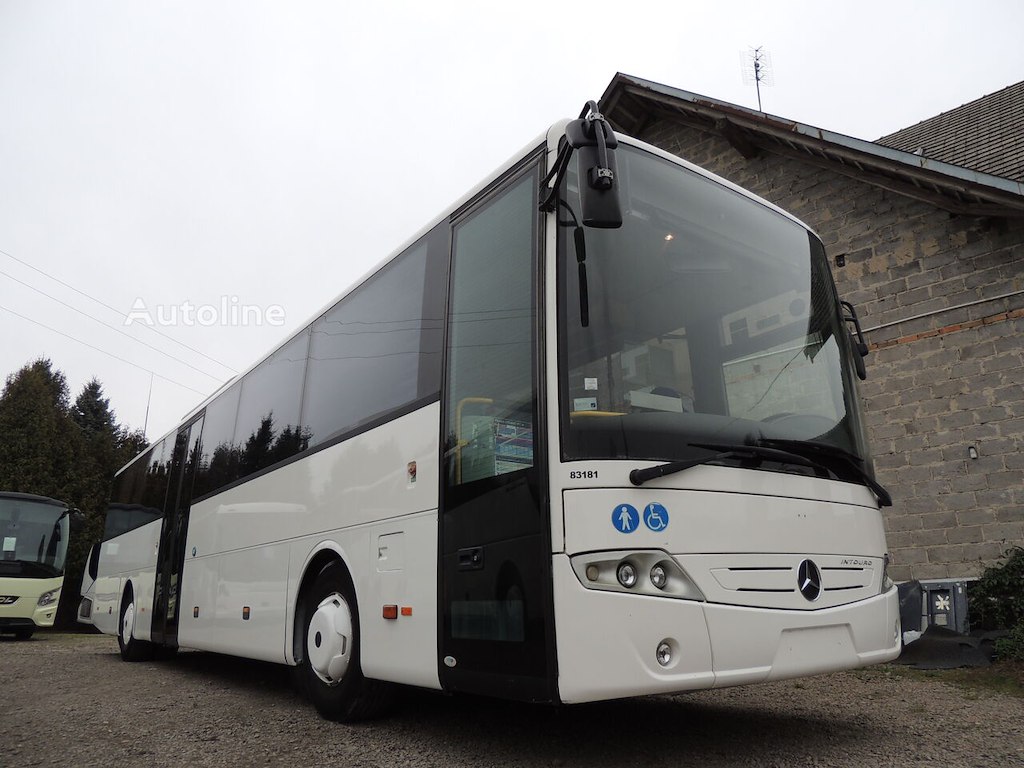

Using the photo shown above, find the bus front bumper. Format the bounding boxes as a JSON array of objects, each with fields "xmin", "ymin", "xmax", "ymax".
[
  {"xmin": 0, "ymin": 585, "xmax": 61, "ymax": 629},
  {"xmin": 552, "ymin": 554, "xmax": 901, "ymax": 704}
]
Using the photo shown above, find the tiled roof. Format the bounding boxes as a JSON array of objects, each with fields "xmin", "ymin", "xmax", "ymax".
[{"xmin": 877, "ymin": 81, "xmax": 1024, "ymax": 182}]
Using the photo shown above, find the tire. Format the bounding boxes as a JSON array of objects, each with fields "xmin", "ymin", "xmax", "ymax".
[
  {"xmin": 118, "ymin": 586, "xmax": 154, "ymax": 662},
  {"xmin": 300, "ymin": 561, "xmax": 393, "ymax": 721},
  {"xmin": 13, "ymin": 628, "xmax": 33, "ymax": 640}
]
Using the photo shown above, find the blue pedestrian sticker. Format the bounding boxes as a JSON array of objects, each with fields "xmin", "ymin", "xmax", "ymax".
[
  {"xmin": 612, "ymin": 504, "xmax": 640, "ymax": 533},
  {"xmin": 644, "ymin": 502, "xmax": 669, "ymax": 532}
]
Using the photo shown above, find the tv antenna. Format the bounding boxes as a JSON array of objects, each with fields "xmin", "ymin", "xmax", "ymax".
[{"xmin": 741, "ymin": 46, "xmax": 773, "ymax": 112}]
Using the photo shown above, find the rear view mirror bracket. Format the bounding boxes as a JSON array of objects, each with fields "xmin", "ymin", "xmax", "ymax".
[
  {"xmin": 840, "ymin": 300, "xmax": 870, "ymax": 380},
  {"xmin": 540, "ymin": 100, "xmax": 623, "ymax": 229}
]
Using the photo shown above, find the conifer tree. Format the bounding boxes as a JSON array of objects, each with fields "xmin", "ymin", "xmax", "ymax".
[
  {"xmin": 0, "ymin": 360, "xmax": 149, "ymax": 627},
  {"xmin": 0, "ymin": 359, "xmax": 79, "ymax": 500}
]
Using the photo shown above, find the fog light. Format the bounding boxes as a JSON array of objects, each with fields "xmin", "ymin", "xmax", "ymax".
[
  {"xmin": 656, "ymin": 641, "xmax": 673, "ymax": 667},
  {"xmin": 616, "ymin": 561, "xmax": 638, "ymax": 588},
  {"xmin": 585, "ymin": 564, "xmax": 599, "ymax": 581},
  {"xmin": 650, "ymin": 564, "xmax": 668, "ymax": 589}
]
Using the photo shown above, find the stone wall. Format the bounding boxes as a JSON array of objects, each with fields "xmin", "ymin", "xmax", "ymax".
[{"xmin": 640, "ymin": 119, "xmax": 1024, "ymax": 581}]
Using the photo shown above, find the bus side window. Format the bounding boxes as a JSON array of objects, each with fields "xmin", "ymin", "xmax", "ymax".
[
  {"xmin": 231, "ymin": 330, "xmax": 310, "ymax": 473},
  {"xmin": 302, "ymin": 226, "xmax": 448, "ymax": 449}
]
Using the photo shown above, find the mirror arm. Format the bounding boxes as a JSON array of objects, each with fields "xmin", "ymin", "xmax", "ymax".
[
  {"xmin": 585, "ymin": 105, "xmax": 615, "ymax": 191},
  {"xmin": 539, "ymin": 140, "xmax": 574, "ymax": 214},
  {"xmin": 840, "ymin": 300, "xmax": 870, "ymax": 380}
]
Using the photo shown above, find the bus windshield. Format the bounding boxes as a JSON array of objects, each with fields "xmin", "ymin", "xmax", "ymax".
[
  {"xmin": 558, "ymin": 143, "xmax": 870, "ymax": 478},
  {"xmin": 0, "ymin": 495, "xmax": 70, "ymax": 578}
]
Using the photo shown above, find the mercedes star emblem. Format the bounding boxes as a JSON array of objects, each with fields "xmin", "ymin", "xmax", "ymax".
[{"xmin": 797, "ymin": 559, "xmax": 822, "ymax": 601}]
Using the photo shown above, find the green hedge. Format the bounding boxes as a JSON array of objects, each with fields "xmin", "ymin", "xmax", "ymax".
[{"xmin": 969, "ymin": 546, "xmax": 1024, "ymax": 661}]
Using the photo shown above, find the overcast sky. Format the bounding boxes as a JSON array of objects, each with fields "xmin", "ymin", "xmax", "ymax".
[{"xmin": 2, "ymin": 0, "xmax": 1022, "ymax": 443}]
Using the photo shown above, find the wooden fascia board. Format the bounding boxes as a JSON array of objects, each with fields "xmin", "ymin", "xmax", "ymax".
[
  {"xmin": 753, "ymin": 137, "xmax": 1024, "ymax": 219},
  {"xmin": 615, "ymin": 84, "xmax": 1024, "ymax": 218}
]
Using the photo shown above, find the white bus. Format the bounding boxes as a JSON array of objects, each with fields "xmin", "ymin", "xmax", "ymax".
[
  {"xmin": 81, "ymin": 104, "xmax": 900, "ymax": 720},
  {"xmin": 1, "ymin": 492, "xmax": 76, "ymax": 639}
]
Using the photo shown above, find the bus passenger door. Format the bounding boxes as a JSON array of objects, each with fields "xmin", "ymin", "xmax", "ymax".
[
  {"xmin": 151, "ymin": 415, "xmax": 203, "ymax": 648},
  {"xmin": 440, "ymin": 160, "xmax": 556, "ymax": 702}
]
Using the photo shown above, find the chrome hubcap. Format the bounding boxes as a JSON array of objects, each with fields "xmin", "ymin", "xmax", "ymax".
[{"xmin": 306, "ymin": 592, "xmax": 352, "ymax": 685}]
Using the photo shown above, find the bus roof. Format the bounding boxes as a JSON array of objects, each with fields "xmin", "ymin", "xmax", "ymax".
[{"xmin": 0, "ymin": 492, "xmax": 69, "ymax": 508}]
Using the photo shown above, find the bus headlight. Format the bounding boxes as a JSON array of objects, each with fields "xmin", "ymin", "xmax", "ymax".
[
  {"xmin": 616, "ymin": 562, "xmax": 638, "ymax": 588},
  {"xmin": 571, "ymin": 551, "xmax": 705, "ymax": 601},
  {"xmin": 650, "ymin": 564, "xmax": 668, "ymax": 589},
  {"xmin": 37, "ymin": 588, "xmax": 60, "ymax": 607}
]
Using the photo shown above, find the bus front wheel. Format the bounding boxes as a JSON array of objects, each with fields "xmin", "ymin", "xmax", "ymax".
[
  {"xmin": 300, "ymin": 561, "xmax": 393, "ymax": 721},
  {"xmin": 118, "ymin": 586, "xmax": 154, "ymax": 662}
]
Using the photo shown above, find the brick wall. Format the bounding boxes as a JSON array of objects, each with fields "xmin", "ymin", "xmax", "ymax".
[{"xmin": 640, "ymin": 119, "xmax": 1024, "ymax": 581}]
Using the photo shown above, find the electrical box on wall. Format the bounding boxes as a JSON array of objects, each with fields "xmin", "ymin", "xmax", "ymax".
[{"xmin": 919, "ymin": 579, "xmax": 970, "ymax": 635}]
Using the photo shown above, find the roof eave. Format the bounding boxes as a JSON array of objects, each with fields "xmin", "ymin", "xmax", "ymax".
[{"xmin": 602, "ymin": 74, "xmax": 1024, "ymax": 219}]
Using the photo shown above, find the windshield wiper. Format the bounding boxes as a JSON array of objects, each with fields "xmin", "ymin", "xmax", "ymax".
[
  {"xmin": 757, "ymin": 438, "xmax": 892, "ymax": 507},
  {"xmin": 629, "ymin": 442, "xmax": 834, "ymax": 487},
  {"xmin": 628, "ymin": 451, "xmax": 734, "ymax": 486},
  {"xmin": 630, "ymin": 438, "xmax": 892, "ymax": 507},
  {"xmin": 557, "ymin": 199, "xmax": 590, "ymax": 327}
]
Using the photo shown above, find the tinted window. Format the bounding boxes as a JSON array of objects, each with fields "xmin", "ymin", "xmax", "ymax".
[
  {"xmin": 232, "ymin": 329, "xmax": 310, "ymax": 474},
  {"xmin": 108, "ymin": 449, "xmax": 150, "ymax": 510},
  {"xmin": 104, "ymin": 438, "xmax": 172, "ymax": 539},
  {"xmin": 303, "ymin": 225, "xmax": 448, "ymax": 446},
  {"xmin": 103, "ymin": 503, "xmax": 163, "ymax": 540},
  {"xmin": 141, "ymin": 437, "xmax": 173, "ymax": 514},
  {"xmin": 192, "ymin": 383, "xmax": 241, "ymax": 499}
]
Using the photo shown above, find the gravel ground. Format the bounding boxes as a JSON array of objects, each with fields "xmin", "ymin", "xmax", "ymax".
[{"xmin": 3, "ymin": 632, "xmax": 1023, "ymax": 767}]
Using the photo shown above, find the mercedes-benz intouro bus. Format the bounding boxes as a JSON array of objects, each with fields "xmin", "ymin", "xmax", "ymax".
[{"xmin": 81, "ymin": 103, "xmax": 899, "ymax": 720}]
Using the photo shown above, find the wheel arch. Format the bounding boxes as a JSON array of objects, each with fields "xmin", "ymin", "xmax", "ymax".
[
  {"xmin": 119, "ymin": 578, "xmax": 135, "ymax": 617},
  {"xmin": 291, "ymin": 543, "xmax": 357, "ymax": 666},
  {"xmin": 117, "ymin": 576, "xmax": 157, "ymax": 661}
]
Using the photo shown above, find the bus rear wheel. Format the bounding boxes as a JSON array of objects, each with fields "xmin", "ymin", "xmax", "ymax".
[
  {"xmin": 118, "ymin": 586, "xmax": 154, "ymax": 662},
  {"xmin": 301, "ymin": 561, "xmax": 393, "ymax": 721}
]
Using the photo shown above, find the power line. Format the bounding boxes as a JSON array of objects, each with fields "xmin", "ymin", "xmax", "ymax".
[
  {"xmin": 1, "ymin": 268, "xmax": 225, "ymax": 382},
  {"xmin": 0, "ymin": 303, "xmax": 210, "ymax": 397},
  {"xmin": 0, "ymin": 247, "xmax": 236, "ymax": 374}
]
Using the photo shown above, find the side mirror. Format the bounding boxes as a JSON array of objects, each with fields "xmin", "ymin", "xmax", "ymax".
[
  {"xmin": 87, "ymin": 541, "xmax": 101, "ymax": 581},
  {"xmin": 57, "ymin": 506, "xmax": 85, "ymax": 532},
  {"xmin": 565, "ymin": 110, "xmax": 622, "ymax": 229}
]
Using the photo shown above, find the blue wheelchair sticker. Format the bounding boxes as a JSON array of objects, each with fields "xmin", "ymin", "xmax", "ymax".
[
  {"xmin": 612, "ymin": 504, "xmax": 640, "ymax": 533},
  {"xmin": 644, "ymin": 503, "xmax": 669, "ymax": 532}
]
